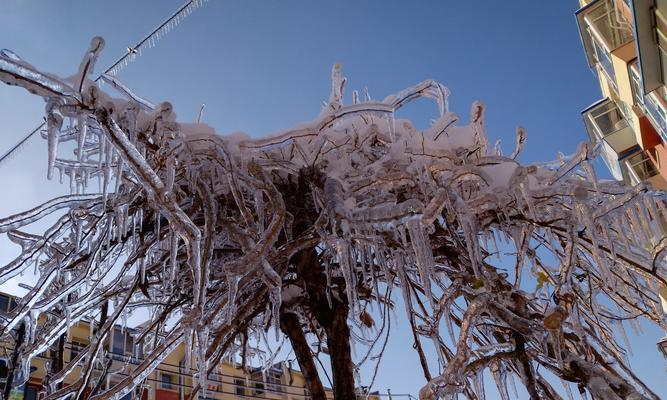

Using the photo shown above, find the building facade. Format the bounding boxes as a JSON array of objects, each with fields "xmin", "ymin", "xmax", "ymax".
[
  {"xmin": 0, "ymin": 293, "xmax": 381, "ymax": 400},
  {"xmin": 576, "ymin": 0, "xmax": 667, "ymax": 189}
]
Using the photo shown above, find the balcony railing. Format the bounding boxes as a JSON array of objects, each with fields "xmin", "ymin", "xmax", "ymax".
[
  {"xmin": 583, "ymin": 98, "xmax": 640, "ymax": 181},
  {"xmin": 629, "ymin": 63, "xmax": 667, "ymax": 142},
  {"xmin": 584, "ymin": 99, "xmax": 636, "ymax": 148},
  {"xmin": 645, "ymin": 93, "xmax": 667, "ymax": 140},
  {"xmin": 586, "ymin": 0, "xmax": 634, "ymax": 49},
  {"xmin": 591, "ymin": 33, "xmax": 618, "ymax": 91}
]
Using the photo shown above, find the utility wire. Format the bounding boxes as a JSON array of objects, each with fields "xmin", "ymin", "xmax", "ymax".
[{"xmin": 0, "ymin": 0, "xmax": 207, "ymax": 166}]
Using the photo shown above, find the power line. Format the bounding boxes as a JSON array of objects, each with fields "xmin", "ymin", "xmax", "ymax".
[{"xmin": 0, "ymin": 0, "xmax": 207, "ymax": 166}]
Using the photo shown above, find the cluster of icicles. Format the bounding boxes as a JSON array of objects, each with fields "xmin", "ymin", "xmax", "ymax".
[{"xmin": 1, "ymin": 37, "xmax": 667, "ymax": 400}]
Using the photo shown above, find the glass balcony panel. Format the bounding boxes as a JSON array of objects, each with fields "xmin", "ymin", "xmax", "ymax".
[
  {"xmin": 585, "ymin": 101, "xmax": 628, "ymax": 140},
  {"xmin": 600, "ymin": 140, "xmax": 625, "ymax": 180},
  {"xmin": 578, "ymin": 0, "xmax": 634, "ymax": 91},
  {"xmin": 625, "ymin": 151, "xmax": 659, "ymax": 185},
  {"xmin": 630, "ymin": 63, "xmax": 644, "ymax": 106},
  {"xmin": 590, "ymin": 33, "xmax": 618, "ymax": 90},
  {"xmin": 583, "ymin": 99, "xmax": 639, "ymax": 181},
  {"xmin": 628, "ymin": 61, "xmax": 667, "ymax": 142},
  {"xmin": 585, "ymin": 0, "xmax": 634, "ymax": 50},
  {"xmin": 644, "ymin": 92, "xmax": 667, "ymax": 141}
]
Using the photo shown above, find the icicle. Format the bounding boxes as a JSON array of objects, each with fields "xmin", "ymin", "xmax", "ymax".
[
  {"xmin": 170, "ymin": 230, "xmax": 178, "ymax": 283},
  {"xmin": 254, "ymin": 190, "xmax": 265, "ymax": 231},
  {"xmin": 46, "ymin": 112, "xmax": 63, "ymax": 180},
  {"xmin": 155, "ymin": 212, "xmax": 161, "ymax": 240},
  {"xmin": 74, "ymin": 218, "xmax": 83, "ymax": 252},
  {"xmin": 563, "ymin": 381, "xmax": 575, "ymax": 400},
  {"xmin": 518, "ymin": 182, "xmax": 537, "ymax": 221},
  {"xmin": 581, "ymin": 160, "xmax": 600, "ymax": 195},
  {"xmin": 140, "ymin": 258, "xmax": 146, "ymax": 284},
  {"xmin": 89, "ymin": 313, "xmax": 94, "ymax": 342},
  {"xmin": 76, "ymin": 115, "xmax": 86, "ymax": 162},
  {"xmin": 323, "ymin": 255, "xmax": 333, "ymax": 308},
  {"xmin": 259, "ymin": 259, "xmax": 282, "ymax": 339},
  {"xmin": 102, "ymin": 140, "xmax": 113, "ymax": 204},
  {"xmin": 184, "ymin": 328, "xmax": 192, "ymax": 373},
  {"xmin": 65, "ymin": 306, "xmax": 71, "ymax": 333},
  {"xmin": 336, "ymin": 239, "xmax": 357, "ymax": 315},
  {"xmin": 472, "ymin": 368, "xmax": 486, "ymax": 398},
  {"xmin": 508, "ymin": 373, "xmax": 519, "ymax": 399},
  {"xmin": 491, "ymin": 362, "xmax": 509, "ymax": 400},
  {"xmin": 226, "ymin": 273, "xmax": 240, "ymax": 320},
  {"xmin": 270, "ymin": 286, "xmax": 281, "ymax": 340},
  {"xmin": 406, "ymin": 218, "xmax": 435, "ymax": 308}
]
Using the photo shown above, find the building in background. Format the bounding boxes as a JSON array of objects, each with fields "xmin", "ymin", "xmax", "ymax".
[
  {"xmin": 0, "ymin": 293, "xmax": 384, "ymax": 400},
  {"xmin": 576, "ymin": 0, "xmax": 667, "ymax": 357},
  {"xmin": 576, "ymin": 0, "xmax": 667, "ymax": 189}
]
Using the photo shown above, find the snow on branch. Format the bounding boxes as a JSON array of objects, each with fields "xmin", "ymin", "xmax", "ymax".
[{"xmin": 0, "ymin": 38, "xmax": 666, "ymax": 400}]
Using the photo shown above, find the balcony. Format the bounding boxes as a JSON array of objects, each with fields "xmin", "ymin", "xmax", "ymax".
[
  {"xmin": 625, "ymin": 151, "xmax": 660, "ymax": 185},
  {"xmin": 583, "ymin": 98, "xmax": 640, "ymax": 181},
  {"xmin": 577, "ymin": 0, "xmax": 635, "ymax": 91}
]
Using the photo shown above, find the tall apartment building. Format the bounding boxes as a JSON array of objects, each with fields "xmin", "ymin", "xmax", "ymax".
[
  {"xmin": 576, "ymin": 0, "xmax": 667, "ymax": 189},
  {"xmin": 0, "ymin": 293, "xmax": 381, "ymax": 400},
  {"xmin": 576, "ymin": 0, "xmax": 667, "ymax": 357}
]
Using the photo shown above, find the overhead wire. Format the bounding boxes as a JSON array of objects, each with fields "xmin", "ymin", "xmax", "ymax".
[{"xmin": 0, "ymin": 0, "xmax": 207, "ymax": 166}]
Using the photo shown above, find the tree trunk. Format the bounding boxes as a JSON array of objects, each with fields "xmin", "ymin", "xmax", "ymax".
[
  {"xmin": 325, "ymin": 303, "xmax": 357, "ymax": 400},
  {"xmin": 293, "ymin": 248, "xmax": 357, "ymax": 400},
  {"xmin": 280, "ymin": 310, "xmax": 327, "ymax": 400}
]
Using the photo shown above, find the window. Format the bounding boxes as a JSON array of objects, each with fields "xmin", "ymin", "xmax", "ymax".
[
  {"xmin": 254, "ymin": 381, "xmax": 265, "ymax": 396},
  {"xmin": 206, "ymin": 373, "xmax": 220, "ymax": 393},
  {"xmin": 265, "ymin": 370, "xmax": 282, "ymax": 393},
  {"xmin": 111, "ymin": 329, "xmax": 138, "ymax": 360},
  {"xmin": 70, "ymin": 338, "xmax": 87, "ymax": 361},
  {"xmin": 251, "ymin": 367, "xmax": 283, "ymax": 395},
  {"xmin": 112, "ymin": 328, "xmax": 125, "ymax": 355},
  {"xmin": 234, "ymin": 379, "xmax": 246, "ymax": 396},
  {"xmin": 654, "ymin": 8, "xmax": 667, "ymax": 84},
  {"xmin": 24, "ymin": 386, "xmax": 39, "ymax": 400},
  {"xmin": 0, "ymin": 358, "xmax": 7, "ymax": 391},
  {"xmin": 160, "ymin": 373, "xmax": 174, "ymax": 390},
  {"xmin": 0, "ymin": 295, "xmax": 8, "ymax": 313},
  {"xmin": 133, "ymin": 340, "xmax": 144, "ymax": 360},
  {"xmin": 626, "ymin": 152, "xmax": 659, "ymax": 184},
  {"xmin": 629, "ymin": 63, "xmax": 644, "ymax": 107}
]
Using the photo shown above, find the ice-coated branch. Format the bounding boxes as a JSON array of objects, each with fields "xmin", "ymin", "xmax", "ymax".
[{"xmin": 0, "ymin": 37, "xmax": 666, "ymax": 400}]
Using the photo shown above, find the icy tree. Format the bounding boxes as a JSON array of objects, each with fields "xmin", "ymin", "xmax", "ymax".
[{"xmin": 1, "ymin": 37, "xmax": 667, "ymax": 400}]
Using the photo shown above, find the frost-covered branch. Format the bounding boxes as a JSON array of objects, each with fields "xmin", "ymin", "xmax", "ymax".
[{"xmin": 0, "ymin": 37, "xmax": 666, "ymax": 400}]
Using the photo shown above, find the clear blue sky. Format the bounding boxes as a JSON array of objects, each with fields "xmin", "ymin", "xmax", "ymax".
[{"xmin": 0, "ymin": 0, "xmax": 665, "ymax": 397}]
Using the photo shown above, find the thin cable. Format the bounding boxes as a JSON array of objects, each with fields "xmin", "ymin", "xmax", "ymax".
[
  {"xmin": 0, "ymin": 123, "xmax": 44, "ymax": 166},
  {"xmin": 0, "ymin": 0, "xmax": 207, "ymax": 166}
]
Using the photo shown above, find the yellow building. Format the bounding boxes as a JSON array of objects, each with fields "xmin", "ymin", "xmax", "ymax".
[
  {"xmin": 0, "ymin": 293, "xmax": 382, "ymax": 400},
  {"xmin": 576, "ymin": 0, "xmax": 667, "ymax": 357},
  {"xmin": 576, "ymin": 0, "xmax": 667, "ymax": 189}
]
